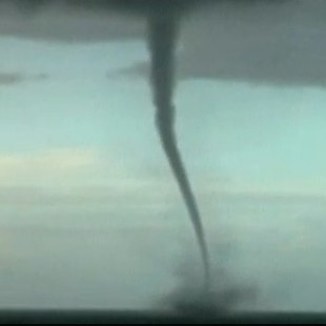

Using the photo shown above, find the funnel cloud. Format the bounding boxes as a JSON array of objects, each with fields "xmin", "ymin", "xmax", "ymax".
[{"xmin": 147, "ymin": 14, "xmax": 210, "ymax": 290}]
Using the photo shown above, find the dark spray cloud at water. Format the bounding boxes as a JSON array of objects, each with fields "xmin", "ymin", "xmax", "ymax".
[{"xmin": 154, "ymin": 240, "xmax": 258, "ymax": 314}]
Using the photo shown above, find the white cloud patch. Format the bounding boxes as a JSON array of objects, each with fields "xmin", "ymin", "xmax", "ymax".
[
  {"xmin": 0, "ymin": 148, "xmax": 100, "ymax": 184},
  {"xmin": 0, "ymin": 148, "xmax": 178, "ymax": 219},
  {"xmin": 0, "ymin": 148, "xmax": 190, "ymax": 232}
]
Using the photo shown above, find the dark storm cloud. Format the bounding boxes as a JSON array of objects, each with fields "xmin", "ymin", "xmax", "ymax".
[
  {"xmin": 0, "ymin": 72, "xmax": 48, "ymax": 86},
  {"xmin": 110, "ymin": 0, "xmax": 326, "ymax": 87},
  {"xmin": 5, "ymin": 1, "xmax": 321, "ymax": 86},
  {"xmin": 0, "ymin": 0, "xmax": 193, "ymax": 43},
  {"xmin": 0, "ymin": 0, "xmax": 145, "ymax": 42},
  {"xmin": 0, "ymin": 1, "xmax": 276, "ymax": 44}
]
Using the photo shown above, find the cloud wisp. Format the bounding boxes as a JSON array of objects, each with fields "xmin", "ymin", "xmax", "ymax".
[{"xmin": 0, "ymin": 72, "xmax": 48, "ymax": 86}]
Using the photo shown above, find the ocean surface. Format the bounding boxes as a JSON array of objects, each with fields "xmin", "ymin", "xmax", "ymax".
[{"xmin": 0, "ymin": 195, "xmax": 325, "ymax": 311}]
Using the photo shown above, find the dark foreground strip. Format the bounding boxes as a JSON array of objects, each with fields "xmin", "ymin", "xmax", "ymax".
[{"xmin": 0, "ymin": 311, "xmax": 326, "ymax": 324}]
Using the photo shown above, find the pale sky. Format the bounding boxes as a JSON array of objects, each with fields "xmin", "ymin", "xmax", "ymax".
[{"xmin": 1, "ymin": 37, "xmax": 326, "ymax": 203}]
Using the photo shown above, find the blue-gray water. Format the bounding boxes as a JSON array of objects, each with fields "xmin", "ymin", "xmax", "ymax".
[{"xmin": 0, "ymin": 195, "xmax": 325, "ymax": 311}]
